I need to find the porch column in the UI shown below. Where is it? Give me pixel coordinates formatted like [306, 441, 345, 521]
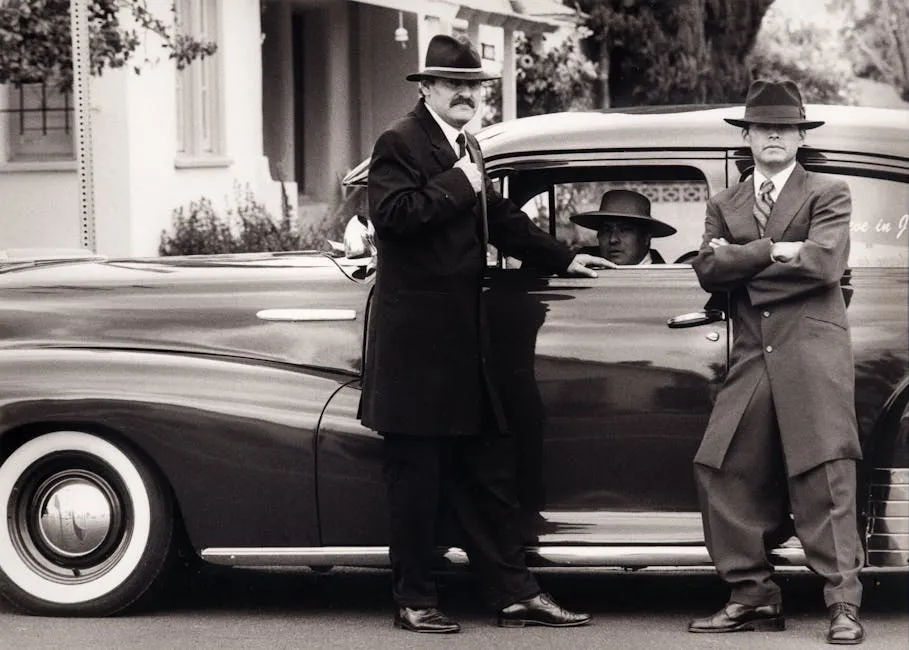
[466, 20, 480, 48]
[325, 0, 354, 204]
[501, 26, 516, 122]
[261, 0, 294, 183]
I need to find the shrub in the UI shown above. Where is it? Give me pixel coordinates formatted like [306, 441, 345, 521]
[159, 183, 303, 256]
[157, 196, 234, 256]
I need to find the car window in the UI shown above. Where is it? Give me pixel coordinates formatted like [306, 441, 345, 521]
[514, 168, 710, 266]
[836, 174, 908, 268]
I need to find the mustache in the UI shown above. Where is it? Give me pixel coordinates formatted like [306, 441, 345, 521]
[451, 98, 475, 108]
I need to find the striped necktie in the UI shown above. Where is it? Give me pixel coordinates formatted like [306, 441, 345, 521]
[753, 179, 775, 237]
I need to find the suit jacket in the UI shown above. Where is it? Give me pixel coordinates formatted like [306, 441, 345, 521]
[692, 163, 861, 476]
[360, 101, 574, 437]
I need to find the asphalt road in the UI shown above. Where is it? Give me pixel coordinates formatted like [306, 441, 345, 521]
[1, 566, 906, 650]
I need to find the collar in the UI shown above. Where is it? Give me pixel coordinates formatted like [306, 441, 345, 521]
[638, 252, 653, 266]
[753, 160, 796, 201]
[423, 103, 463, 155]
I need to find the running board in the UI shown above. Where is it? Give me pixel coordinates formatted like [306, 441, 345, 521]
[200, 545, 807, 568]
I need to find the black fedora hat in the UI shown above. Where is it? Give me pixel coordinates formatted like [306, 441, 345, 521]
[725, 79, 824, 129]
[570, 190, 677, 238]
[406, 34, 500, 82]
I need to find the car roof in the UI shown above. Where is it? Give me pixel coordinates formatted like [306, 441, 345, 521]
[342, 104, 909, 185]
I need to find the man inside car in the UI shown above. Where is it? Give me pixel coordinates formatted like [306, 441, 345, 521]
[571, 189, 677, 265]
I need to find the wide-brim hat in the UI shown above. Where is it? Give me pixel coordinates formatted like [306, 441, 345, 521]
[570, 189, 677, 238]
[406, 34, 500, 82]
[725, 79, 824, 129]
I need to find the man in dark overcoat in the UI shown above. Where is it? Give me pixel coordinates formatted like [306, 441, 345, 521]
[360, 34, 607, 634]
[688, 80, 865, 645]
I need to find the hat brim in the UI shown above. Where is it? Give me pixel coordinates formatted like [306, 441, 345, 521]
[724, 117, 825, 129]
[406, 69, 500, 82]
[570, 212, 677, 238]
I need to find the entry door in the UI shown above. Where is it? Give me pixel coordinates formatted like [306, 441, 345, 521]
[483, 266, 728, 545]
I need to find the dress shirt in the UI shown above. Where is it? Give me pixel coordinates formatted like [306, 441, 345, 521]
[756, 160, 797, 261]
[423, 103, 465, 157]
[753, 160, 796, 202]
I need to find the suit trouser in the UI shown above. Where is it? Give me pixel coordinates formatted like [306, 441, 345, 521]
[694, 369, 864, 607]
[382, 432, 540, 610]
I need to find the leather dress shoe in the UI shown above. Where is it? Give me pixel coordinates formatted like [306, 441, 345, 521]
[393, 607, 460, 634]
[688, 602, 785, 633]
[827, 602, 864, 645]
[498, 592, 591, 628]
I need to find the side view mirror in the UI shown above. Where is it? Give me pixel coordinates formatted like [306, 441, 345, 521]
[666, 309, 726, 329]
[342, 214, 376, 262]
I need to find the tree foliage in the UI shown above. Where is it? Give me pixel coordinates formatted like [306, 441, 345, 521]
[483, 28, 598, 123]
[572, 0, 774, 106]
[748, 3, 857, 104]
[513, 29, 599, 116]
[0, 0, 217, 91]
[833, 0, 909, 101]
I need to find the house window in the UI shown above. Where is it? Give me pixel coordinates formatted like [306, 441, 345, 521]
[175, 0, 222, 157]
[481, 43, 495, 60]
[4, 82, 74, 161]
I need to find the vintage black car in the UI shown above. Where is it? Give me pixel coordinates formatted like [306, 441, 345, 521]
[0, 105, 906, 616]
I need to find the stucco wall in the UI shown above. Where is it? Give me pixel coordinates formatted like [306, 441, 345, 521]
[0, 168, 80, 250]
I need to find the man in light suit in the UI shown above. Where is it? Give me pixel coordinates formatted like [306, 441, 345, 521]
[688, 80, 865, 645]
[362, 34, 605, 634]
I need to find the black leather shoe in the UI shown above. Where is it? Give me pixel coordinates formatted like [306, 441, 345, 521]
[688, 602, 785, 633]
[827, 602, 864, 645]
[393, 607, 460, 634]
[498, 593, 591, 628]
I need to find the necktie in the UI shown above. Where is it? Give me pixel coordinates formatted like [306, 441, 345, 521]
[456, 132, 488, 247]
[753, 179, 774, 236]
[456, 133, 467, 159]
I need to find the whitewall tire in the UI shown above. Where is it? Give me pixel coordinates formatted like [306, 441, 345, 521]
[0, 431, 175, 615]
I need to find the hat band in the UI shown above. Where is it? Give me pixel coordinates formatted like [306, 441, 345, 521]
[742, 106, 807, 122]
[420, 66, 485, 74]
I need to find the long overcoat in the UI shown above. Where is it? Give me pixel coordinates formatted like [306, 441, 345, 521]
[360, 101, 573, 437]
[692, 164, 862, 476]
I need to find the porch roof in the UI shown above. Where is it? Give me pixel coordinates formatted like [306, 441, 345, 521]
[513, 0, 582, 21]
[349, 0, 576, 34]
[450, 0, 578, 33]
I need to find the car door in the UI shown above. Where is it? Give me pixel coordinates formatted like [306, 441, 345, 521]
[485, 157, 730, 545]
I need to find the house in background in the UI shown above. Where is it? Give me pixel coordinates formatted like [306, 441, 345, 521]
[262, 0, 578, 211]
[0, 0, 575, 256]
[0, 0, 287, 257]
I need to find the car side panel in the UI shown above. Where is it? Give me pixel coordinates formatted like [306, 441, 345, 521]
[484, 268, 727, 544]
[317, 268, 728, 548]
[317, 383, 388, 545]
[849, 269, 909, 456]
[0, 348, 343, 549]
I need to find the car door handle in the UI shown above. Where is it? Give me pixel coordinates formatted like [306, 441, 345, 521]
[666, 309, 726, 329]
[256, 309, 357, 322]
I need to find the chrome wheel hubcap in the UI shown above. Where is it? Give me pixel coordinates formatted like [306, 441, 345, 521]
[36, 477, 113, 558]
[7, 458, 129, 581]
